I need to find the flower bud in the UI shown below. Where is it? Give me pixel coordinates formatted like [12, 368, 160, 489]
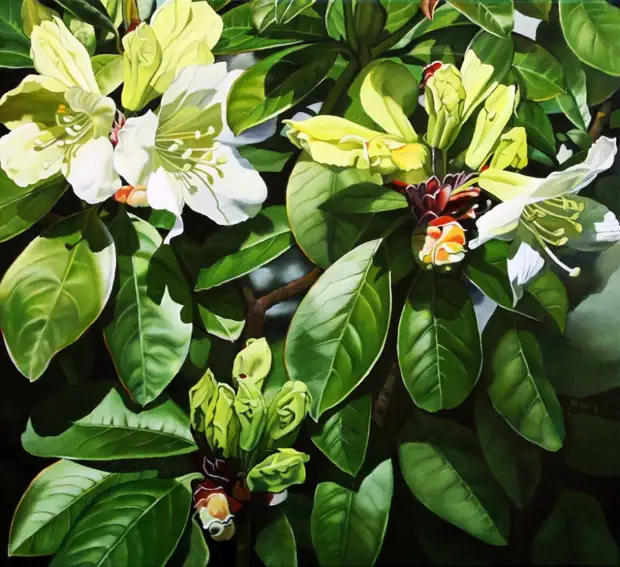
[490, 127, 528, 171]
[196, 492, 236, 541]
[232, 338, 272, 390]
[425, 64, 465, 150]
[188, 369, 218, 433]
[210, 384, 240, 459]
[264, 381, 310, 450]
[234, 380, 267, 452]
[413, 218, 467, 269]
[114, 185, 148, 207]
[246, 448, 309, 494]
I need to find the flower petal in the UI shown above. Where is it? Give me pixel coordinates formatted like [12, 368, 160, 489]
[469, 199, 526, 249]
[507, 230, 546, 306]
[183, 144, 267, 225]
[63, 137, 121, 203]
[146, 166, 185, 243]
[114, 110, 159, 186]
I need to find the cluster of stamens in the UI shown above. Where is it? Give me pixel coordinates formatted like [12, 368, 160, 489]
[522, 196, 585, 246]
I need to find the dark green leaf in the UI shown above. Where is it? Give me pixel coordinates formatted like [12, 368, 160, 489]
[256, 508, 298, 567]
[531, 490, 619, 565]
[50, 476, 195, 567]
[380, 0, 421, 34]
[0, 170, 67, 243]
[21, 383, 197, 459]
[237, 146, 293, 173]
[321, 183, 409, 214]
[385, 224, 416, 285]
[311, 394, 371, 476]
[484, 310, 565, 451]
[286, 240, 391, 420]
[226, 44, 340, 134]
[399, 411, 510, 546]
[252, 0, 315, 32]
[0, 210, 115, 381]
[516, 99, 556, 157]
[104, 212, 192, 406]
[446, 0, 514, 38]
[196, 206, 293, 291]
[282, 494, 313, 551]
[559, 0, 620, 77]
[311, 460, 393, 567]
[398, 272, 482, 412]
[52, 0, 119, 38]
[168, 518, 210, 567]
[474, 392, 541, 508]
[515, 0, 551, 20]
[263, 338, 288, 405]
[197, 284, 246, 342]
[512, 36, 566, 101]
[0, 0, 31, 68]
[525, 269, 568, 333]
[9, 460, 156, 557]
[585, 64, 620, 105]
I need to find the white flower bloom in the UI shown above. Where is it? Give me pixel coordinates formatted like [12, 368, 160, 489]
[114, 63, 275, 242]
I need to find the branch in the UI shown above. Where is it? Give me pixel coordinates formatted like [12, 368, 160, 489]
[372, 362, 399, 427]
[244, 268, 322, 339]
[589, 99, 614, 141]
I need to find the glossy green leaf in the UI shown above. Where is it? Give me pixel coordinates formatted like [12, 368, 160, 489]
[516, 99, 556, 157]
[237, 146, 293, 173]
[0, 170, 67, 243]
[515, 0, 551, 20]
[252, 0, 315, 32]
[286, 240, 391, 420]
[321, 183, 409, 214]
[484, 310, 565, 451]
[256, 508, 298, 567]
[197, 284, 245, 342]
[564, 413, 620, 479]
[0, 210, 115, 381]
[91, 53, 123, 95]
[311, 394, 371, 476]
[0, 0, 32, 67]
[22, 383, 197, 459]
[399, 411, 510, 546]
[50, 476, 194, 567]
[52, 0, 119, 38]
[286, 154, 383, 268]
[559, 0, 620, 77]
[474, 392, 541, 508]
[585, 64, 620, 105]
[226, 44, 339, 134]
[214, 3, 326, 55]
[9, 460, 156, 557]
[512, 36, 566, 101]
[283, 494, 313, 551]
[446, 0, 513, 38]
[263, 339, 288, 405]
[531, 490, 619, 565]
[398, 272, 482, 413]
[380, 0, 420, 34]
[526, 269, 568, 333]
[104, 213, 192, 406]
[196, 206, 293, 291]
[168, 518, 210, 567]
[311, 460, 393, 567]
[385, 224, 416, 285]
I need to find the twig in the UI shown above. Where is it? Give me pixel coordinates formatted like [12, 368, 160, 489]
[589, 99, 613, 141]
[243, 268, 322, 340]
[372, 362, 399, 427]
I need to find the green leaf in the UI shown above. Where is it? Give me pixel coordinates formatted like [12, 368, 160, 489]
[564, 413, 620, 479]
[9, 460, 157, 557]
[226, 44, 340, 134]
[385, 224, 416, 285]
[168, 518, 210, 567]
[282, 494, 313, 551]
[515, 0, 551, 20]
[104, 212, 192, 406]
[465, 241, 515, 310]
[398, 272, 482, 413]
[559, 0, 620, 77]
[474, 392, 541, 509]
[197, 284, 245, 342]
[311, 460, 393, 567]
[214, 3, 327, 55]
[585, 64, 620, 106]
[483, 310, 565, 451]
[525, 269, 568, 333]
[321, 183, 409, 214]
[52, 0, 119, 38]
[531, 490, 619, 565]
[512, 36, 566, 101]
[247, 448, 309, 492]
[263, 339, 289, 405]
[405, 27, 477, 67]
[196, 206, 293, 291]
[516, 99, 556, 158]
[22, 383, 197, 459]
[0, 170, 68, 243]
[237, 146, 293, 173]
[256, 508, 298, 567]
[286, 240, 391, 420]
[311, 394, 371, 476]
[380, 0, 420, 34]
[91, 53, 123, 95]
[0, 0, 32, 67]
[352, 0, 387, 49]
[399, 411, 510, 546]
[0, 210, 115, 381]
[50, 476, 193, 567]
[252, 0, 315, 32]
[286, 154, 383, 268]
[446, 0, 513, 39]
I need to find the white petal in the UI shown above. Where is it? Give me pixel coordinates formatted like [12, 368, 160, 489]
[146, 166, 186, 242]
[212, 69, 277, 146]
[470, 287, 498, 333]
[114, 111, 159, 186]
[183, 144, 267, 225]
[594, 211, 620, 245]
[513, 11, 540, 40]
[532, 136, 618, 201]
[556, 143, 573, 165]
[217, 53, 258, 71]
[508, 240, 545, 305]
[469, 199, 526, 249]
[64, 137, 121, 203]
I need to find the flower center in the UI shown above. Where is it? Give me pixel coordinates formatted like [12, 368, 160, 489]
[523, 197, 585, 247]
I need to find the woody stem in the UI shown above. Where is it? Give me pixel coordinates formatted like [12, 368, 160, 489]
[589, 99, 613, 141]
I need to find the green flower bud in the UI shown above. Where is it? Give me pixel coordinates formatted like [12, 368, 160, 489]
[425, 64, 465, 150]
[232, 338, 272, 390]
[66, 16, 96, 56]
[211, 384, 240, 459]
[264, 381, 310, 450]
[188, 369, 218, 433]
[246, 448, 309, 493]
[489, 126, 528, 171]
[234, 379, 267, 452]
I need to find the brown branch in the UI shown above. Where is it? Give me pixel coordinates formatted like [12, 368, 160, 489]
[589, 99, 614, 141]
[243, 268, 322, 340]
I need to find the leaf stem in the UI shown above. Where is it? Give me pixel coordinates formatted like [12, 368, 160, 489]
[589, 99, 614, 141]
[320, 59, 360, 116]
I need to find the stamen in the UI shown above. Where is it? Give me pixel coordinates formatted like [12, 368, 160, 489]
[194, 131, 202, 139]
[182, 149, 192, 160]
